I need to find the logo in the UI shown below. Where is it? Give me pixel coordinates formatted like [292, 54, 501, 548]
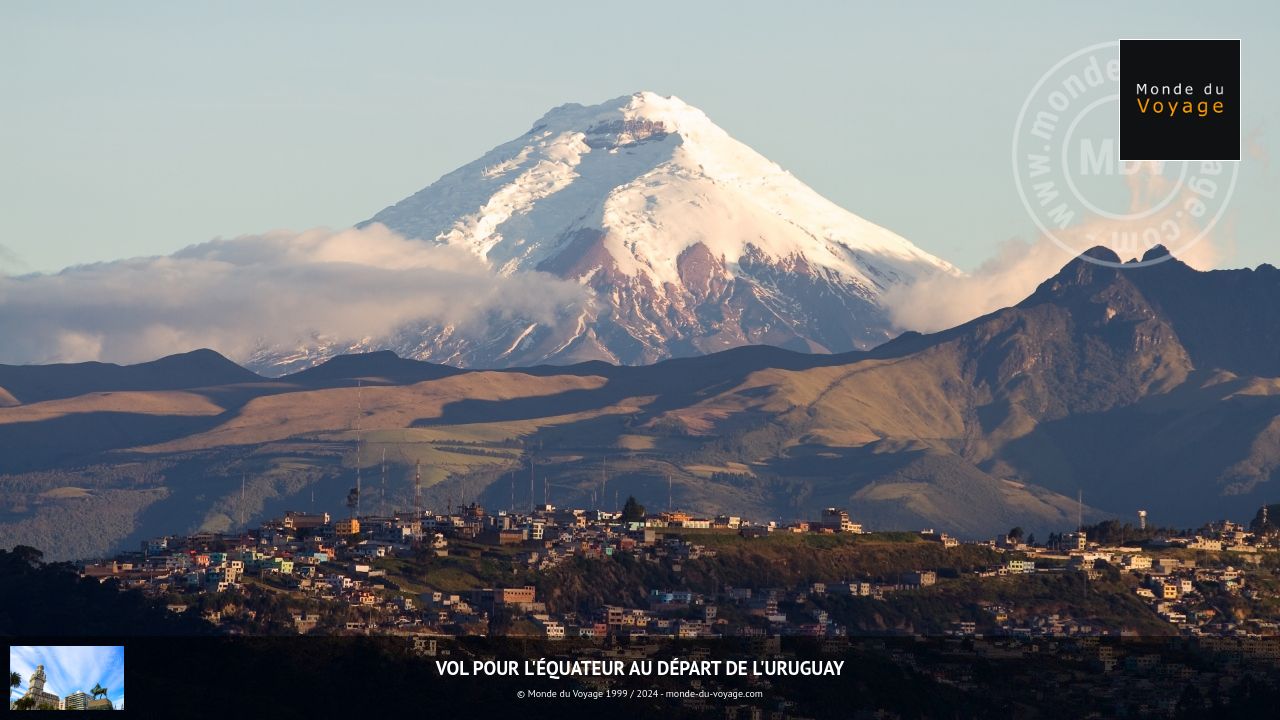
[1120, 39, 1240, 161]
[1013, 41, 1238, 268]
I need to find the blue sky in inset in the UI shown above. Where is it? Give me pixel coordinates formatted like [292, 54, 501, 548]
[9, 645, 124, 709]
[0, 1, 1277, 274]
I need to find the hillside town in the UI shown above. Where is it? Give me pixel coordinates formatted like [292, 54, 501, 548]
[74, 498, 1280, 646]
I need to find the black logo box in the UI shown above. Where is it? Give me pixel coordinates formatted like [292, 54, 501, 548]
[1119, 39, 1240, 161]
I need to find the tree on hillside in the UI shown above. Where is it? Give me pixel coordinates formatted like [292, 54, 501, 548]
[10, 545, 43, 567]
[621, 496, 646, 523]
[1007, 527, 1024, 543]
[1250, 504, 1278, 534]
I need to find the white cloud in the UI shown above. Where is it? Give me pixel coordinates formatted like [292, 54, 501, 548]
[882, 237, 1066, 333]
[0, 224, 588, 366]
[884, 165, 1232, 334]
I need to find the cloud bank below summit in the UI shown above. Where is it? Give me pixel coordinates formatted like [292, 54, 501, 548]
[0, 224, 587, 366]
[884, 235, 1225, 334]
[884, 163, 1231, 334]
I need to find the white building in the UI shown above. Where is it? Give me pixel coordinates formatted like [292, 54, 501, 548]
[64, 692, 89, 711]
[1005, 559, 1036, 574]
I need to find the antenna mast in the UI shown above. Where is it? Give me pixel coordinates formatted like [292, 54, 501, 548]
[1077, 489, 1083, 531]
[354, 380, 363, 518]
[413, 459, 422, 521]
[240, 472, 246, 528]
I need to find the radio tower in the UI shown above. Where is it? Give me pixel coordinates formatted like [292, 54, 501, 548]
[529, 455, 535, 513]
[354, 380, 363, 519]
[240, 472, 246, 528]
[1077, 489, 1083, 531]
[413, 460, 422, 521]
[380, 448, 387, 518]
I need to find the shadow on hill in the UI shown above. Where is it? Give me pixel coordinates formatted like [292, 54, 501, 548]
[417, 345, 859, 427]
[0, 412, 229, 471]
[114, 454, 246, 552]
[996, 382, 1280, 527]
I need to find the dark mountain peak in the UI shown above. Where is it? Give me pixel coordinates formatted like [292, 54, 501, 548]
[0, 348, 260, 404]
[169, 348, 225, 361]
[1019, 249, 1128, 309]
[148, 348, 254, 374]
[1082, 245, 1121, 263]
[1019, 244, 1195, 310]
[285, 350, 465, 387]
[1133, 245, 1200, 275]
[1141, 244, 1171, 262]
[139, 348, 261, 387]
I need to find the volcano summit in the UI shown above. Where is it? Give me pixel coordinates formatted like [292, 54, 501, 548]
[253, 92, 956, 373]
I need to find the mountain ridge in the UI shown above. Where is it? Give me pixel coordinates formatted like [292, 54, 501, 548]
[3, 248, 1280, 559]
[0, 349, 261, 405]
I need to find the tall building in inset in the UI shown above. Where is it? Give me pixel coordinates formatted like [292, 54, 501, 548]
[64, 691, 89, 710]
[17, 665, 62, 709]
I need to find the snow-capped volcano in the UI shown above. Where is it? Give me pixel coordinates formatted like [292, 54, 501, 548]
[256, 92, 956, 372]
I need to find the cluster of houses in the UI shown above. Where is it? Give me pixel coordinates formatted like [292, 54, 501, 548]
[76, 500, 1280, 640]
[968, 520, 1280, 638]
[75, 503, 924, 637]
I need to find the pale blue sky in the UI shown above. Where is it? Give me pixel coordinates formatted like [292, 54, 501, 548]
[2, 1, 1277, 273]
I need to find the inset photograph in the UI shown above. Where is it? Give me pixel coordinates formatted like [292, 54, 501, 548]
[9, 646, 123, 711]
